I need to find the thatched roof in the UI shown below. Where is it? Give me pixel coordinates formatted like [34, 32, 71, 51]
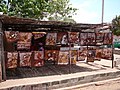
[0, 15, 104, 32]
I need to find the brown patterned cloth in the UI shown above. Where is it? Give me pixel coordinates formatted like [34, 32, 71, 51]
[7, 52, 18, 68]
[32, 32, 46, 40]
[17, 32, 32, 50]
[33, 51, 44, 67]
[70, 50, 77, 64]
[102, 48, 112, 60]
[58, 47, 69, 65]
[46, 33, 57, 45]
[56, 32, 68, 45]
[45, 50, 59, 61]
[68, 32, 79, 45]
[80, 33, 88, 45]
[5, 31, 19, 42]
[87, 33, 96, 45]
[103, 33, 113, 45]
[87, 46, 96, 62]
[19, 52, 32, 67]
[78, 46, 87, 61]
[96, 33, 104, 45]
[95, 47, 103, 60]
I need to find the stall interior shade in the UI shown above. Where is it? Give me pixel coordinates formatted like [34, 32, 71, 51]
[4, 31, 113, 68]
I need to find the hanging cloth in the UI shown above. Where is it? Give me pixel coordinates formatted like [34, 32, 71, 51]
[19, 52, 32, 67]
[46, 33, 57, 45]
[33, 51, 44, 67]
[78, 46, 87, 61]
[7, 52, 18, 68]
[17, 32, 32, 50]
[56, 32, 68, 45]
[32, 32, 46, 40]
[5, 31, 19, 42]
[58, 47, 69, 65]
[68, 32, 79, 45]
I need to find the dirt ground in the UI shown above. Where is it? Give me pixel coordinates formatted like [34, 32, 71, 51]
[73, 78, 120, 90]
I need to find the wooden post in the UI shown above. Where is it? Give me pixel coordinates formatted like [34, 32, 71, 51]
[69, 26, 72, 74]
[0, 21, 6, 81]
[112, 32, 114, 68]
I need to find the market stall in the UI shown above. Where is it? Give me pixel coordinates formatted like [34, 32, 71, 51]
[0, 15, 113, 82]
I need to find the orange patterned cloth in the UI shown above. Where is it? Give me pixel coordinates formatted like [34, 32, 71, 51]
[45, 50, 59, 61]
[46, 33, 57, 45]
[87, 33, 96, 45]
[78, 46, 87, 61]
[32, 32, 46, 40]
[70, 50, 77, 64]
[5, 31, 19, 42]
[17, 32, 32, 50]
[80, 33, 87, 45]
[95, 47, 102, 60]
[103, 33, 113, 45]
[58, 47, 69, 65]
[96, 33, 104, 45]
[19, 52, 32, 67]
[7, 52, 18, 68]
[68, 32, 79, 44]
[56, 32, 68, 45]
[33, 51, 44, 67]
[87, 46, 96, 62]
[102, 48, 112, 60]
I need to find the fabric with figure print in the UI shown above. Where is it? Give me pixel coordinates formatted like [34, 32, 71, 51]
[17, 32, 32, 50]
[7, 52, 18, 68]
[19, 52, 32, 67]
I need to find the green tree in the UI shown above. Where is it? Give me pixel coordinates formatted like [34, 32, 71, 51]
[8, 0, 48, 19]
[112, 15, 120, 35]
[0, 0, 77, 22]
[46, 0, 77, 21]
[0, 0, 7, 14]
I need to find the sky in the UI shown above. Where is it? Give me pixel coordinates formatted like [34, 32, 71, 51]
[70, 0, 120, 24]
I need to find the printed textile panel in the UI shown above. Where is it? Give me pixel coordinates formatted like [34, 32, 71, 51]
[45, 50, 59, 61]
[68, 32, 79, 44]
[103, 33, 113, 45]
[19, 52, 32, 67]
[32, 32, 46, 40]
[78, 46, 87, 61]
[80, 33, 87, 45]
[17, 32, 32, 50]
[46, 33, 57, 45]
[5, 31, 19, 42]
[58, 47, 69, 65]
[7, 52, 18, 68]
[87, 49, 96, 62]
[56, 32, 68, 45]
[58, 51, 69, 65]
[95, 48, 102, 60]
[102, 48, 112, 60]
[87, 33, 96, 45]
[33, 51, 44, 67]
[70, 50, 77, 64]
[96, 33, 104, 45]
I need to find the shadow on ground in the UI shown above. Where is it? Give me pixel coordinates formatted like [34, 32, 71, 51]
[6, 64, 102, 79]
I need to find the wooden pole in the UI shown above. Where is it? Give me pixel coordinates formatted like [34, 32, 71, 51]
[112, 32, 114, 68]
[69, 25, 72, 74]
[0, 21, 6, 81]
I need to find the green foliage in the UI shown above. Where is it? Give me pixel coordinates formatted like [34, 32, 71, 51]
[0, 0, 7, 14]
[46, 0, 77, 21]
[0, 0, 77, 22]
[112, 15, 120, 35]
